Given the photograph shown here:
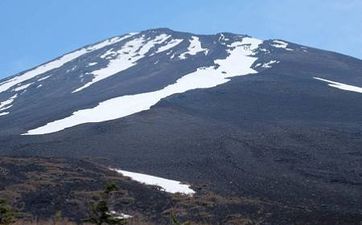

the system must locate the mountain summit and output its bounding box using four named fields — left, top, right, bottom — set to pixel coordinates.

left=1, top=28, right=289, bottom=135
left=0, top=28, right=362, bottom=224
